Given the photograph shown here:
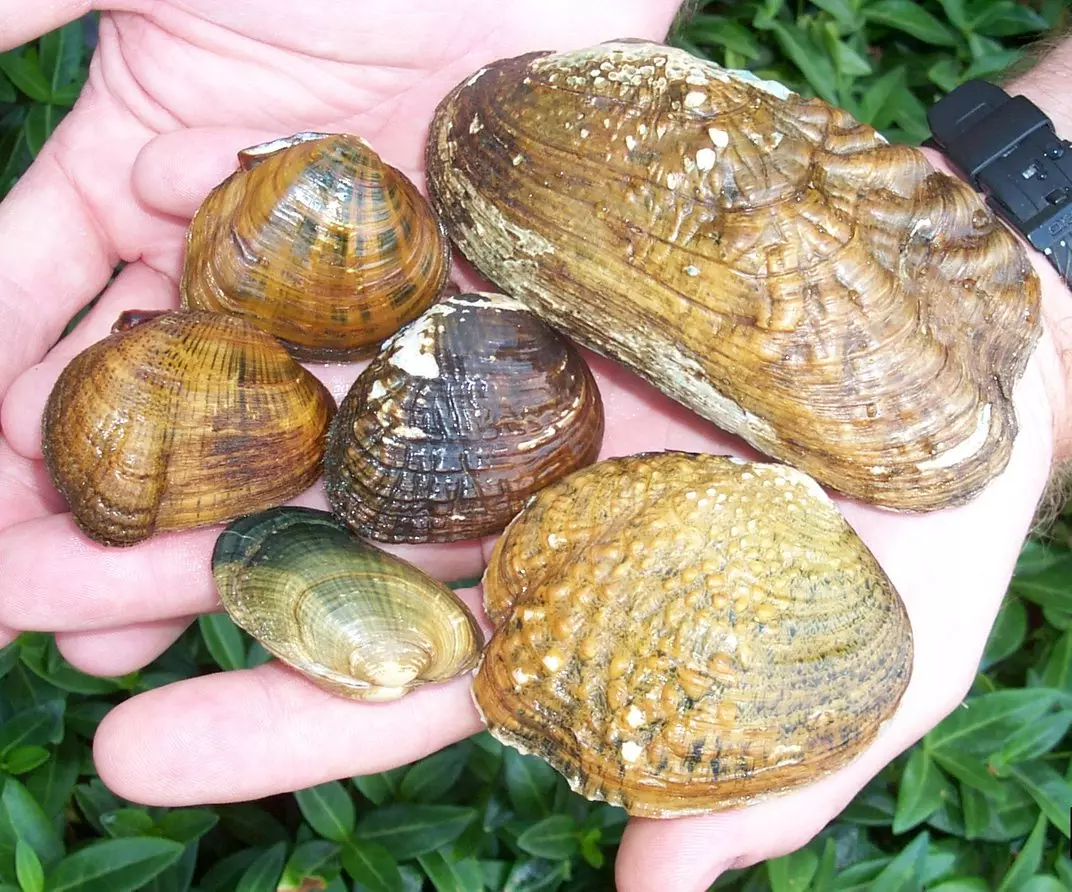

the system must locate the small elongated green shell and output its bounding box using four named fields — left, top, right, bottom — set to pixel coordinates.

left=212, top=507, right=484, bottom=701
